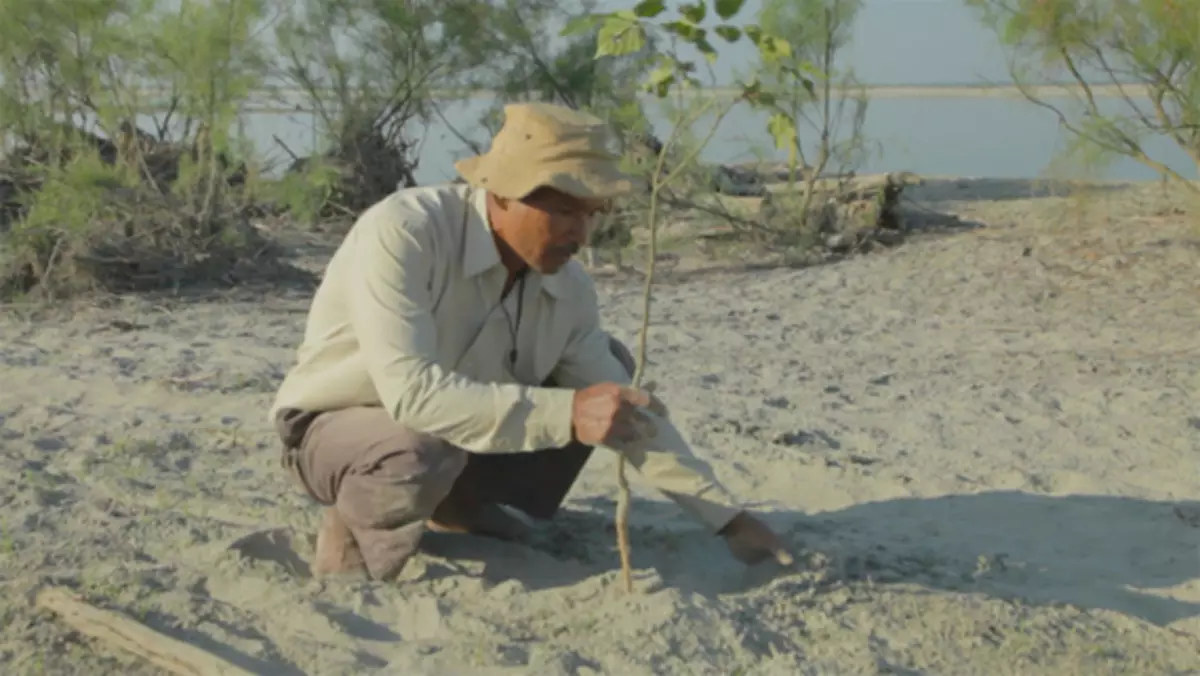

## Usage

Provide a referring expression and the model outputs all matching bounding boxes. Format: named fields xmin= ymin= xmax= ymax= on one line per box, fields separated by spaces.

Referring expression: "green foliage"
xmin=456 ymin=0 xmax=656 ymax=167
xmin=273 ymin=0 xmax=457 ymax=136
xmin=267 ymin=161 xmax=345 ymax=226
xmin=0 ymin=0 xmax=283 ymax=298
xmin=0 ymin=0 xmax=868 ymax=300
xmin=563 ymin=0 xmax=800 ymax=114
xmin=753 ymin=0 xmax=871 ymax=186
xmin=270 ymin=0 xmax=480 ymax=215
xmin=966 ymin=0 xmax=1200 ymax=186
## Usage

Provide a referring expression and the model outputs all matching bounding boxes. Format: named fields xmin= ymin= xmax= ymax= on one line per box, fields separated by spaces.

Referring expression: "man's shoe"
xmin=428 ymin=502 xmax=532 ymax=542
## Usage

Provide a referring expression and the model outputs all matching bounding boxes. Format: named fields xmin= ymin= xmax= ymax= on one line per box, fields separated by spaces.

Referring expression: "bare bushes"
xmin=270 ymin=0 xmax=465 ymax=224
xmin=0 ymin=129 xmax=290 ymax=299
xmin=276 ymin=109 xmax=420 ymax=222
xmin=0 ymin=0 xmax=303 ymax=301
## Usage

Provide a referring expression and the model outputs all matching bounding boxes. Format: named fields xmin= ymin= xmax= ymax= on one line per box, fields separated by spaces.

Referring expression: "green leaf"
xmin=757 ymin=35 xmax=794 ymax=63
xmin=741 ymin=78 xmax=777 ymax=106
xmin=696 ymin=35 xmax=718 ymax=63
xmin=714 ymin=25 xmax=741 ymax=42
xmin=744 ymin=24 xmax=763 ymax=45
xmin=680 ymin=2 xmax=706 ymax=24
xmin=643 ymin=63 xmax=677 ymax=97
xmin=595 ymin=17 xmax=646 ymax=57
xmin=663 ymin=19 xmax=703 ymax=41
xmin=767 ymin=112 xmax=797 ymax=151
xmin=646 ymin=63 xmax=675 ymax=88
xmin=561 ymin=15 xmax=601 ymax=37
xmin=633 ymin=0 xmax=666 ymax=18
xmin=715 ymin=0 xmax=747 ymax=21
xmin=792 ymin=60 xmax=826 ymax=81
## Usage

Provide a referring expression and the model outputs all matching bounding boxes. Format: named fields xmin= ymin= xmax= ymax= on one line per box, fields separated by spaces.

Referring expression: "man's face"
xmin=493 ymin=187 xmax=610 ymax=274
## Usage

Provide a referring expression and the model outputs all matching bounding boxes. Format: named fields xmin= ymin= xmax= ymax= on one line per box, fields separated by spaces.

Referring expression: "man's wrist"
xmin=526 ymin=386 xmax=578 ymax=449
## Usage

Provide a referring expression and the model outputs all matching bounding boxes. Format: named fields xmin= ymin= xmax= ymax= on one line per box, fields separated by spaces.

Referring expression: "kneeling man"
xmin=270 ymin=102 xmax=791 ymax=580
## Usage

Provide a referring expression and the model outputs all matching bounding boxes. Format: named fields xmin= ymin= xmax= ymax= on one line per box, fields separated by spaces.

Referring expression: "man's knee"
xmin=372 ymin=432 xmax=467 ymax=500
xmin=335 ymin=426 xmax=467 ymax=528
xmin=287 ymin=407 xmax=466 ymax=509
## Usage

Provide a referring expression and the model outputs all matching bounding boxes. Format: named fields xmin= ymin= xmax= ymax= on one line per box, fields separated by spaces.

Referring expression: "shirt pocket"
xmin=453 ymin=309 xmax=517 ymax=385
xmin=528 ymin=304 xmax=575 ymax=386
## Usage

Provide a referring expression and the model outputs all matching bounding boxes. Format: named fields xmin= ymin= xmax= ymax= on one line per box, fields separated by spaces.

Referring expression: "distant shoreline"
xmin=124 ymin=82 xmax=1149 ymax=114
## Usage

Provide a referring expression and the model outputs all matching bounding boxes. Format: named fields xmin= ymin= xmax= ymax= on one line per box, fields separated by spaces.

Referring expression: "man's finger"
xmin=646 ymin=393 xmax=669 ymax=419
xmin=605 ymin=409 xmax=656 ymax=447
xmin=773 ymin=546 xmax=795 ymax=567
xmin=626 ymin=408 xmax=657 ymax=439
xmin=619 ymin=387 xmax=653 ymax=409
xmin=609 ymin=423 xmax=642 ymax=446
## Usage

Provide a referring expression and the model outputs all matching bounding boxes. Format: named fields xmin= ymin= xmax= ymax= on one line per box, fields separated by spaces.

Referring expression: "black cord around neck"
xmin=504 ymin=270 xmax=528 ymax=368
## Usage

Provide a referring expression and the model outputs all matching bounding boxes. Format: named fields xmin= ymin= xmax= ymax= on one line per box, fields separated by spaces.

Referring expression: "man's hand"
xmin=719 ymin=512 xmax=795 ymax=566
xmin=571 ymin=382 xmax=658 ymax=446
xmin=641 ymin=380 xmax=670 ymax=419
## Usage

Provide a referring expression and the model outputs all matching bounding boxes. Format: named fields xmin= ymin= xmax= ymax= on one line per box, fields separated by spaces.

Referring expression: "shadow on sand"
xmin=211 ymin=489 xmax=1200 ymax=674
xmin=233 ymin=490 xmax=1200 ymax=628
xmin=221 ymin=489 xmax=1199 ymax=675
xmin=392 ymin=491 xmax=1200 ymax=629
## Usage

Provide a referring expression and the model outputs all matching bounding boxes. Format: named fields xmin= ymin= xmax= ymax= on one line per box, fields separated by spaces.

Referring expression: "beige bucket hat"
xmin=454 ymin=102 xmax=638 ymax=200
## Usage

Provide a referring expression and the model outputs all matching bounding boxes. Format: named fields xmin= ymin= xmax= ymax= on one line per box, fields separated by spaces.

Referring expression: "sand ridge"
xmin=1 ymin=179 xmax=1198 ymax=675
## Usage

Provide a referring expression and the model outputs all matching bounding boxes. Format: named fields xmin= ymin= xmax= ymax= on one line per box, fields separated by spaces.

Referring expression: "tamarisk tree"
xmin=967 ymin=0 xmax=1200 ymax=189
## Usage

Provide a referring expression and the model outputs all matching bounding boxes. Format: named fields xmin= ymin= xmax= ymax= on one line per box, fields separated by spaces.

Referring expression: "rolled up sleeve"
xmin=347 ymin=205 xmax=576 ymax=454
xmin=550 ymin=282 xmax=742 ymax=532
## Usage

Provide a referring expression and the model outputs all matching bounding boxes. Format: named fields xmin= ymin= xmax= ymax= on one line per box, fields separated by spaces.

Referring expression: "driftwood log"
xmin=35 ymin=586 xmax=254 ymax=676
xmin=762 ymin=171 xmax=920 ymax=232
xmin=681 ymin=171 xmax=923 ymax=256
xmin=760 ymin=171 xmax=922 ymax=207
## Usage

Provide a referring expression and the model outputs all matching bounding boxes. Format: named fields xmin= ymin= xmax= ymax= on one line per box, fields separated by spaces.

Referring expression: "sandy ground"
xmin=1 ymin=178 xmax=1199 ymax=675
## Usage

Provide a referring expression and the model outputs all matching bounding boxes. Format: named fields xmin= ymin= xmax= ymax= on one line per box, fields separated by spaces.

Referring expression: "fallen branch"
xmin=35 ymin=586 xmax=254 ymax=676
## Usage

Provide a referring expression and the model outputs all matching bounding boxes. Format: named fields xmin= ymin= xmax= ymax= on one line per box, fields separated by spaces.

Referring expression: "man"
xmin=270 ymin=102 xmax=792 ymax=581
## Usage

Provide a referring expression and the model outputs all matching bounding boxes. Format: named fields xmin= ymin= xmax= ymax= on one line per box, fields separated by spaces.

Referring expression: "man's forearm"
xmin=368 ymin=356 xmax=577 ymax=454
xmin=606 ymin=412 xmax=742 ymax=532
xmin=553 ymin=330 xmax=743 ymax=532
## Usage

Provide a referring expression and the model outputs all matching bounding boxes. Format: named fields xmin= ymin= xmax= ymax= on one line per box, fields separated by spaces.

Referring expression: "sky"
xmin=839 ymin=0 xmax=1015 ymax=85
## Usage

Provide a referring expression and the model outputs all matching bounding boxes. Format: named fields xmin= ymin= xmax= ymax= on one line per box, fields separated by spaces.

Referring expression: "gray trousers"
xmin=275 ymin=337 xmax=636 ymax=580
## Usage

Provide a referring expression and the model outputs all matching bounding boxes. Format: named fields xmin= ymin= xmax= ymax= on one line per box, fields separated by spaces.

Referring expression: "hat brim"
xmin=455 ymin=154 xmax=640 ymax=200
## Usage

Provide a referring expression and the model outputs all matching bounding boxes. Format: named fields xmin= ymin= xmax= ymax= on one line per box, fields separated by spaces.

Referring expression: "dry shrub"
xmin=0 ymin=142 xmax=302 ymax=300
xmin=283 ymin=109 xmax=420 ymax=221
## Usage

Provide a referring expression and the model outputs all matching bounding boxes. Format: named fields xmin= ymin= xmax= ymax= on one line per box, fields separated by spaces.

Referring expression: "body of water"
xmin=243 ymin=93 xmax=1195 ymax=185
xmin=7 ymin=0 xmax=1195 ymax=185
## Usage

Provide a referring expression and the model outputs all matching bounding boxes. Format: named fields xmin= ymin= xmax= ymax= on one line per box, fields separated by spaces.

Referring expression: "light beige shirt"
xmin=270 ymin=183 xmax=741 ymax=531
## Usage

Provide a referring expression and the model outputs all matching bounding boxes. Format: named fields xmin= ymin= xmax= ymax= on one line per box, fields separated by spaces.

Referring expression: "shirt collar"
xmin=460 ymin=187 xmax=570 ymax=299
